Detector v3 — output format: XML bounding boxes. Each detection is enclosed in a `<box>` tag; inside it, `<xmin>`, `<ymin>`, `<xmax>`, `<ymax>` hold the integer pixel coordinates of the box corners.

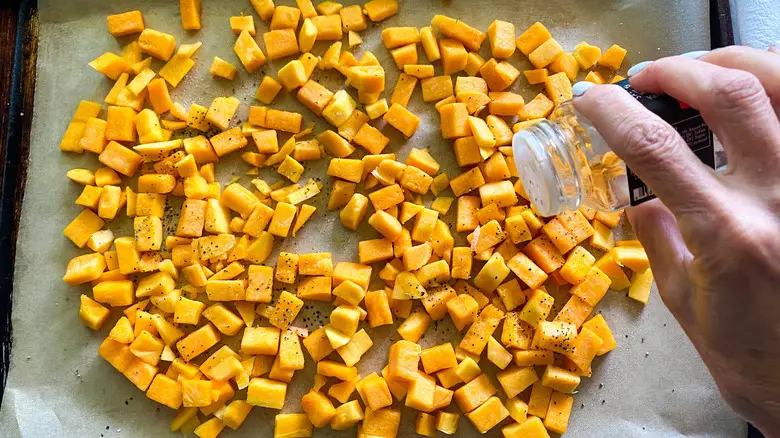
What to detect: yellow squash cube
<box><xmin>247</xmin><ymin>378</ymin><xmax>287</xmax><ymax>409</ymax></box>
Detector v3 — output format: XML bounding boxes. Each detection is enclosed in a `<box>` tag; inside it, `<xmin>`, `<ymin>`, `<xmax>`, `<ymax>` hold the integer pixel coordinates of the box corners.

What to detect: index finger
<box><xmin>573</xmin><ymin>84</ymin><xmax>724</xmax><ymax>218</ymax></box>
<box><xmin>629</xmin><ymin>56</ymin><xmax>780</xmax><ymax>172</ymax></box>
<box><xmin>700</xmin><ymin>46</ymin><xmax>780</xmax><ymax>116</ymax></box>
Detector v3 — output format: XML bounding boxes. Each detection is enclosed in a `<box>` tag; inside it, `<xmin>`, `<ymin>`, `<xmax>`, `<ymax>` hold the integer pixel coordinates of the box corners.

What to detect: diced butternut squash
<box><xmin>599</xmin><ymin>44</ymin><xmax>628</xmax><ymax>69</ymax></box>
<box><xmin>488</xmin><ymin>20</ymin><xmax>515</xmax><ymax>59</ymax></box>
<box><xmin>340</xmin><ymin>5</ymin><xmax>367</xmax><ymax>32</ymax></box>
<box><xmin>247</xmin><ymin>377</ymin><xmax>287</xmax><ymax>409</ymax></box>
<box><xmin>457</xmin><ymin>293</ymin><xmax>503</xmax><ymax>348</ymax></box>
<box><xmin>628</xmin><ymin>268</ymin><xmax>654</xmax><ymax>304</ymax></box>
<box><xmin>107</xmin><ymin>10</ymin><xmax>145</xmax><ymax>36</ymax></box>
<box><xmin>302</xmin><ymin>390</ymin><xmax>336</xmax><ymax>428</ymax></box>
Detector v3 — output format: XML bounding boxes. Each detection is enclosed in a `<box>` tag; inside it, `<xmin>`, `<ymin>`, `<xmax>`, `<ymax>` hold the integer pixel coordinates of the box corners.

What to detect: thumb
<box><xmin>627</xmin><ymin>199</ymin><xmax>694</xmax><ymax>320</ymax></box>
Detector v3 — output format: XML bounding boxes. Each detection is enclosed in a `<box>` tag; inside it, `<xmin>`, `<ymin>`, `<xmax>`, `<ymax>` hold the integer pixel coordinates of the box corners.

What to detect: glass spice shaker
<box><xmin>511</xmin><ymin>79</ymin><xmax>725</xmax><ymax>217</ymax></box>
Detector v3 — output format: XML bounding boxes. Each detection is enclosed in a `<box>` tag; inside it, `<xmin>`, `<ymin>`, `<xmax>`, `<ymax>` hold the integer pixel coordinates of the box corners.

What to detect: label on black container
<box><xmin>616</xmin><ymin>79</ymin><xmax>716</xmax><ymax>206</ymax></box>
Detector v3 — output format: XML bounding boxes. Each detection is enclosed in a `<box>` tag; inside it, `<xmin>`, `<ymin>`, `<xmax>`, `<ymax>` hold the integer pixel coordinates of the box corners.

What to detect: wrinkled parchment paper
<box><xmin>0</xmin><ymin>0</ymin><xmax>746</xmax><ymax>437</ymax></box>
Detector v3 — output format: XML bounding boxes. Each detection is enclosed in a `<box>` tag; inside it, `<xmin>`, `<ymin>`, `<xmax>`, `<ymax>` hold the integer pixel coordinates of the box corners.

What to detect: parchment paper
<box><xmin>0</xmin><ymin>0</ymin><xmax>746</xmax><ymax>437</ymax></box>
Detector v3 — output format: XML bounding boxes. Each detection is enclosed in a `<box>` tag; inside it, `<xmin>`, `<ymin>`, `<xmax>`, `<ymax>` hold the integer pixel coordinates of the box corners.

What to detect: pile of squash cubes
<box><xmin>60</xmin><ymin>0</ymin><xmax>654</xmax><ymax>436</ymax></box>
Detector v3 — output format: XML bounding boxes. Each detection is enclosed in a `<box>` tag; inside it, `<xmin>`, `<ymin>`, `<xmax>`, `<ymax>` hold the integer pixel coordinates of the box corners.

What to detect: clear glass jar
<box><xmin>511</xmin><ymin>102</ymin><xmax>629</xmax><ymax>217</ymax></box>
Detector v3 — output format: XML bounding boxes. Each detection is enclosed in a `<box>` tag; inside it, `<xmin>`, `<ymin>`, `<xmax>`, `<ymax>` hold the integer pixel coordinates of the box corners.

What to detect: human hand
<box><xmin>572</xmin><ymin>46</ymin><xmax>780</xmax><ymax>437</ymax></box>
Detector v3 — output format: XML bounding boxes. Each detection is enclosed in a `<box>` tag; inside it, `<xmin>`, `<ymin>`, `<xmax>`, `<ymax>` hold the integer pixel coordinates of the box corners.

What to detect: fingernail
<box><xmin>627</xmin><ymin>61</ymin><xmax>652</xmax><ymax>77</ymax></box>
<box><xmin>572</xmin><ymin>81</ymin><xmax>596</xmax><ymax>97</ymax></box>
<box><xmin>681</xmin><ymin>50</ymin><xmax>709</xmax><ymax>59</ymax></box>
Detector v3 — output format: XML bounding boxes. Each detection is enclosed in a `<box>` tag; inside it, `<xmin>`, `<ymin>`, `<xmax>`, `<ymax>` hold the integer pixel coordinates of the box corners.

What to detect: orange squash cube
<box><xmin>230</xmin><ymin>15</ymin><xmax>255</xmax><ymax>35</ymax></box>
<box><xmin>270</xmin><ymin>5</ymin><xmax>301</xmax><ymax>30</ymax></box>
<box><xmin>453</xmin><ymin>373</ymin><xmax>497</xmax><ymax>412</ymax></box>
<box><xmin>599</xmin><ymin>44</ymin><xmax>628</xmax><ymax>69</ymax></box>
<box><xmin>265</xmin><ymin>109</ymin><xmax>303</xmax><ymax>134</ymax></box>
<box><xmin>234</xmin><ymin>30</ymin><xmax>266</xmax><ymax>72</ymax></box>
<box><xmin>420</xmin><ymin>343</ymin><xmax>458</xmax><ymax>374</ymax></box>
<box><xmin>421</xmin><ymin>76</ymin><xmax>454</xmax><ymax>103</ymax></box>
<box><xmin>439</xmin><ymin>39</ymin><xmax>468</xmax><ymax>75</ymax></box>
<box><xmin>340</xmin><ymin>5</ymin><xmax>367</xmax><ymax>32</ymax></box>
<box><xmin>570</xmin><ymin>266</ymin><xmax>612</xmax><ymax>306</ymax></box>
<box><xmin>387</xmin><ymin>339</ymin><xmax>421</xmax><ymax>384</ymax></box>
<box><xmin>459</xmin><ymin>304</ymin><xmax>504</xmax><ymax>355</ymax></box>
<box><xmin>549</xmin><ymin>51</ymin><xmax>580</xmax><ymax>82</ymax></box>
<box><xmin>559</xmin><ymin>246</ymin><xmax>596</xmax><ymax>284</ymax></box>
<box><xmin>523</xmin><ymin>235</ymin><xmax>565</xmax><ymax>273</ymax></box>
<box><xmin>628</xmin><ymin>268</ymin><xmax>654</xmax><ymax>304</ymax></box>
<box><xmin>363</xmin><ymin>0</ymin><xmax>398</xmax><ymax>21</ymax></box>
<box><xmin>357</xmin><ymin>373</ymin><xmax>393</xmax><ymax>411</ymax></box>
<box><xmin>488</xmin><ymin>91</ymin><xmax>525</xmax><ymax>116</ymax></box>
<box><xmin>480</xmin><ymin>58</ymin><xmax>521</xmax><ymax>92</ymax></box>
<box><xmin>466</xmin><ymin>396</ymin><xmax>509</xmax><ymax>433</ymax></box>
<box><xmin>107</xmin><ymin>10</ymin><xmax>145</xmax><ymax>36</ymax></box>
<box><xmin>364</xmin><ymin>289</ymin><xmax>393</xmax><ymax>328</ymax></box>
<box><xmin>247</xmin><ymin>377</ymin><xmax>287</xmax><ymax>409</ymax></box>
<box><xmin>518</xmin><ymin>288</ymin><xmax>555</xmax><ymax>328</ymax></box>
<box><xmin>301</xmin><ymin>390</ymin><xmax>337</xmax><ymax>428</ymax></box>
<box><xmin>439</xmin><ymin>103</ymin><xmax>471</xmax><ymax>139</ymax></box>
<box><xmin>541</xmin><ymin>365</ymin><xmax>581</xmax><ymax>394</ymax></box>
<box><xmin>488</xmin><ymin>20</ymin><xmax>515</xmax><ymax>59</ymax></box>
<box><xmin>446</xmin><ymin>293</ymin><xmax>479</xmax><ymax>332</ymax></box>
<box><xmin>431</xmin><ymin>15</ymin><xmax>485</xmax><ymax>51</ymax></box>
<box><xmin>263</xmin><ymin>28</ymin><xmax>300</xmax><ymax>62</ymax></box>
<box><xmin>564</xmin><ymin>327</ymin><xmax>604</xmax><ymax>376</ymax></box>
<box><xmin>78</xmin><ymin>294</ymin><xmax>110</xmax><ymax>330</ymax></box>
<box><xmin>146</xmin><ymin>373</ymin><xmax>182</xmax><ymax>409</ymax></box>
<box><xmin>406</xmin><ymin>372</ymin><xmax>436</xmax><ymax>411</ymax></box>
<box><xmin>573</xmin><ymin>41</ymin><xmax>603</xmax><ymax>70</ymax></box>
<box><xmin>383</xmin><ymin>103</ymin><xmax>420</xmax><ymax>138</ymax></box>
<box><xmin>516</xmin><ymin>22</ymin><xmax>551</xmax><ymax>56</ymax></box>
<box><xmin>274</xmin><ymin>414</ymin><xmax>312</xmax><ymax>437</ymax></box>
<box><xmin>176</xmin><ymin>324</ymin><xmax>220</xmax><ymax>361</ymax></box>
<box><xmin>554</xmin><ymin>295</ymin><xmax>593</xmax><ymax>328</ymax></box>
<box><xmin>138</xmin><ymin>28</ymin><xmax>176</xmax><ymax>61</ymax></box>
<box><xmin>529</xmin><ymin>38</ymin><xmax>564</xmax><ymax>68</ymax></box>
<box><xmin>497</xmin><ymin>365</ymin><xmax>539</xmax><ymax>399</ymax></box>
<box><xmin>98</xmin><ymin>337</ymin><xmax>135</xmax><ymax>372</ymax></box>
<box><xmin>581</xmin><ymin>314</ymin><xmax>617</xmax><ymax>355</ymax></box>
<box><xmin>545</xmin><ymin>71</ymin><xmax>574</xmax><ymax>106</ymax></box>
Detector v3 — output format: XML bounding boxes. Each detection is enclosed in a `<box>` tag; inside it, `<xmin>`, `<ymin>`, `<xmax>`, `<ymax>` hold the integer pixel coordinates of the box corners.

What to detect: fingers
<box><xmin>626</xmin><ymin>200</ymin><xmax>694</xmax><ymax>321</ymax></box>
<box><xmin>629</xmin><ymin>55</ymin><xmax>780</xmax><ymax>173</ymax></box>
<box><xmin>573</xmin><ymin>84</ymin><xmax>723</xmax><ymax>217</ymax></box>
<box><xmin>700</xmin><ymin>46</ymin><xmax>780</xmax><ymax>116</ymax></box>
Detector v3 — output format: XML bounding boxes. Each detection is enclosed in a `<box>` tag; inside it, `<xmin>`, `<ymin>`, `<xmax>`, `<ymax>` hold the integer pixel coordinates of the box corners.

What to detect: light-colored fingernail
<box><xmin>627</xmin><ymin>61</ymin><xmax>652</xmax><ymax>77</ymax></box>
<box><xmin>681</xmin><ymin>50</ymin><xmax>709</xmax><ymax>59</ymax></box>
<box><xmin>572</xmin><ymin>81</ymin><xmax>596</xmax><ymax>97</ymax></box>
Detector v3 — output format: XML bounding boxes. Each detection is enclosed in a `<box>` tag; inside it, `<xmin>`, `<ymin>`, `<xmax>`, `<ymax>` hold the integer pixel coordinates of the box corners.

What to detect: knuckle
<box><xmin>644</xmin><ymin>56</ymin><xmax>673</xmax><ymax>75</ymax></box>
<box><xmin>710</xmin><ymin>71</ymin><xmax>766</xmax><ymax>110</ymax></box>
<box><xmin>617</xmin><ymin>117</ymin><xmax>681</xmax><ymax>167</ymax></box>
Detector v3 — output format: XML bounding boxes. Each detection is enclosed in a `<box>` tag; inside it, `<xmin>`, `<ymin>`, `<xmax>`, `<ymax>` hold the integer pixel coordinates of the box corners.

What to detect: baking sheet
<box><xmin>0</xmin><ymin>0</ymin><xmax>746</xmax><ymax>437</ymax></box>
